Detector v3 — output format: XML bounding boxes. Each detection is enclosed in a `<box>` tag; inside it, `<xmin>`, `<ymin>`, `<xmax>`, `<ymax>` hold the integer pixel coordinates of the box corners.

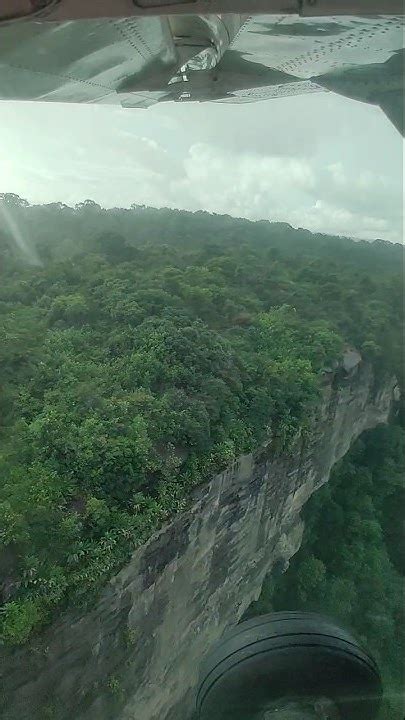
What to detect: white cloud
<box><xmin>147</xmin><ymin>142</ymin><xmax>401</xmax><ymax>242</ymax></box>
<box><xmin>288</xmin><ymin>200</ymin><xmax>397</xmax><ymax>242</ymax></box>
<box><xmin>166</xmin><ymin>143</ymin><xmax>316</xmax><ymax>220</ymax></box>
<box><xmin>327</xmin><ymin>162</ymin><xmax>346</xmax><ymax>187</ymax></box>
<box><xmin>0</xmin><ymin>92</ymin><xmax>402</xmax><ymax>243</ymax></box>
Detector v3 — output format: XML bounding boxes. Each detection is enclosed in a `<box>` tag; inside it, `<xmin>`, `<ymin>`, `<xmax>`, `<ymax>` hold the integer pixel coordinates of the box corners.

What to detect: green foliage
<box><xmin>0</xmin><ymin>198</ymin><xmax>402</xmax><ymax>644</ymax></box>
<box><xmin>249</xmin><ymin>424</ymin><xmax>405</xmax><ymax>719</ymax></box>
<box><xmin>107</xmin><ymin>674</ymin><xmax>125</xmax><ymax>702</ymax></box>
<box><xmin>0</xmin><ymin>598</ymin><xmax>44</xmax><ymax>645</ymax></box>
<box><xmin>124</xmin><ymin>627</ymin><xmax>137</xmax><ymax>648</ymax></box>
<box><xmin>295</xmin><ymin>555</ymin><xmax>326</xmax><ymax>603</ymax></box>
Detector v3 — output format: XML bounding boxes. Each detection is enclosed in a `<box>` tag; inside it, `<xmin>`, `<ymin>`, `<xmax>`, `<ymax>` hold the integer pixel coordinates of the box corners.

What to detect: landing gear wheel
<box><xmin>196</xmin><ymin>612</ymin><xmax>382</xmax><ymax>720</ymax></box>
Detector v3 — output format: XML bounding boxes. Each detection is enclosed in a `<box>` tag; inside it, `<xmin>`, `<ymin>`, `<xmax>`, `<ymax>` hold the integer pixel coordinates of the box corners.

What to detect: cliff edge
<box><xmin>0</xmin><ymin>361</ymin><xmax>397</xmax><ymax>720</ymax></box>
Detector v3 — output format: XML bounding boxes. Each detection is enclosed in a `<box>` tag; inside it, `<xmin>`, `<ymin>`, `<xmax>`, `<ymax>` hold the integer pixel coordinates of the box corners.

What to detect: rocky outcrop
<box><xmin>0</xmin><ymin>363</ymin><xmax>397</xmax><ymax>720</ymax></box>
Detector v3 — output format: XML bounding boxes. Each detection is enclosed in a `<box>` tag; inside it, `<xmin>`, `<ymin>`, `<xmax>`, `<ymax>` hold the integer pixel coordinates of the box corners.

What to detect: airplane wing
<box><xmin>379</xmin><ymin>88</ymin><xmax>403</xmax><ymax>135</ymax></box>
<box><xmin>313</xmin><ymin>48</ymin><xmax>404</xmax><ymax>136</ymax></box>
<box><xmin>0</xmin><ymin>8</ymin><xmax>403</xmax><ymax>132</ymax></box>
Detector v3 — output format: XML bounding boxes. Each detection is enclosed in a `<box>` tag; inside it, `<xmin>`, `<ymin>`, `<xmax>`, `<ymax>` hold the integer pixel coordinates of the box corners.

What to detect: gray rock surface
<box><xmin>342</xmin><ymin>347</ymin><xmax>362</xmax><ymax>373</ymax></box>
<box><xmin>0</xmin><ymin>363</ymin><xmax>397</xmax><ymax>720</ymax></box>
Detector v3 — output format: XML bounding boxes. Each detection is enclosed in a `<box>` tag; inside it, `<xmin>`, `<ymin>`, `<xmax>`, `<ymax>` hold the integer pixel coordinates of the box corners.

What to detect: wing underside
<box><xmin>0</xmin><ymin>13</ymin><xmax>403</xmax><ymax>132</ymax></box>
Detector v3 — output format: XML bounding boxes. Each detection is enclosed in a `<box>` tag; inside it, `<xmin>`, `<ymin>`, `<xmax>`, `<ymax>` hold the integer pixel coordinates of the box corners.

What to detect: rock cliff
<box><xmin>0</xmin><ymin>362</ymin><xmax>397</xmax><ymax>720</ymax></box>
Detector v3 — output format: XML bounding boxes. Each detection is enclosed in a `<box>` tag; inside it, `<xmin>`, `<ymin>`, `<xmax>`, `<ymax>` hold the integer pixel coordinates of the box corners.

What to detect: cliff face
<box><xmin>1</xmin><ymin>363</ymin><xmax>397</xmax><ymax>720</ymax></box>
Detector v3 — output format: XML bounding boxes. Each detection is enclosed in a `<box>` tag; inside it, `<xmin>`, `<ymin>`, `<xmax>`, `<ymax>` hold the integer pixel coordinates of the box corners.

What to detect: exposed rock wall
<box><xmin>0</xmin><ymin>363</ymin><xmax>397</xmax><ymax>720</ymax></box>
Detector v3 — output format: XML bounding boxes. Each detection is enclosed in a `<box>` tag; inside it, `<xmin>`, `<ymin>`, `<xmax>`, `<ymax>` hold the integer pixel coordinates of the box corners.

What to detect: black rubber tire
<box><xmin>196</xmin><ymin>611</ymin><xmax>382</xmax><ymax>720</ymax></box>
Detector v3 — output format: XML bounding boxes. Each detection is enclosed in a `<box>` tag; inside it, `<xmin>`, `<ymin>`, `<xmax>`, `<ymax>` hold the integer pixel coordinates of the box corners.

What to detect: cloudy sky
<box><xmin>0</xmin><ymin>90</ymin><xmax>403</xmax><ymax>242</ymax></box>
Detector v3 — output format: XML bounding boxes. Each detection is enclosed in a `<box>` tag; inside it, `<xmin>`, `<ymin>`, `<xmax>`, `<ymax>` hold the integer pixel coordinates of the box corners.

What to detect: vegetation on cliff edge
<box><xmin>0</xmin><ymin>194</ymin><xmax>402</xmax><ymax>643</ymax></box>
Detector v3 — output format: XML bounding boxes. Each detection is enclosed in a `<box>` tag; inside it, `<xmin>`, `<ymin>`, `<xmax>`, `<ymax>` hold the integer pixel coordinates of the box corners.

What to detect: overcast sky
<box><xmin>0</xmin><ymin>91</ymin><xmax>403</xmax><ymax>243</ymax></box>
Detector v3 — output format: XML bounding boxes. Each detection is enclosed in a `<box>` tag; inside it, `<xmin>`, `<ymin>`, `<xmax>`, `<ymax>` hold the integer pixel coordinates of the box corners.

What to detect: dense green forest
<box><xmin>0</xmin><ymin>193</ymin><xmax>403</xmax><ymax>644</ymax></box>
<box><xmin>246</xmin><ymin>424</ymin><xmax>405</xmax><ymax>719</ymax></box>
